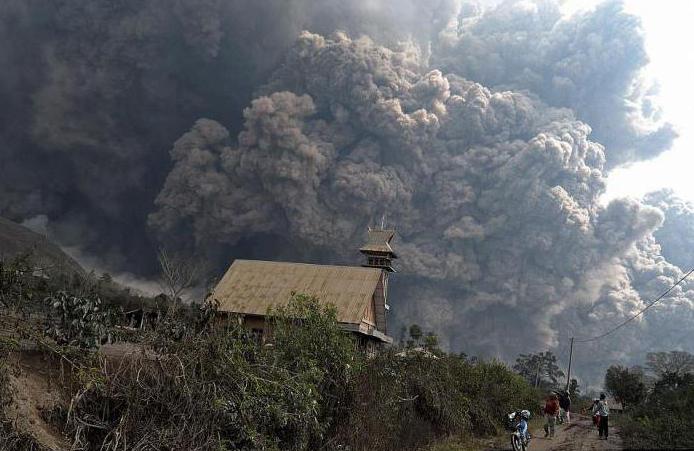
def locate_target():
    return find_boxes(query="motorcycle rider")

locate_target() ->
[518,409,531,442]
[508,409,531,443]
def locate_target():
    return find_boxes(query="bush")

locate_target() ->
[334,353,539,450]
[8,290,539,450]
[65,294,361,450]
[44,291,120,348]
[618,375,694,449]
[268,294,361,438]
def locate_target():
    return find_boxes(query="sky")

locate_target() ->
[587,0,694,203]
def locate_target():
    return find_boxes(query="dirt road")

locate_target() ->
[527,414,622,451]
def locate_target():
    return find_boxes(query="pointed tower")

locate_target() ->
[360,226,397,272]
[360,226,397,337]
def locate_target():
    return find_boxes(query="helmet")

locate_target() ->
[520,410,531,420]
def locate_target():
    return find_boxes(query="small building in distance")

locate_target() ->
[209,227,398,346]
[605,397,624,414]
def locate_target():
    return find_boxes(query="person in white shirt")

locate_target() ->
[592,393,610,440]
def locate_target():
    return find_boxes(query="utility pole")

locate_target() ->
[565,337,574,392]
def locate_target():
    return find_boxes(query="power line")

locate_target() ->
[574,268,694,343]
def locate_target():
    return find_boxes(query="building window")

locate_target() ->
[251,328,264,344]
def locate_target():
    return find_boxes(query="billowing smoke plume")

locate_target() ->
[0,0,456,270]
[433,0,677,166]
[149,21,692,385]
[643,190,694,271]
[2,0,692,385]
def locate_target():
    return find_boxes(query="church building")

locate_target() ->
[208,227,398,346]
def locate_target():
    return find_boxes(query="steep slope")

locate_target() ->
[0,217,83,274]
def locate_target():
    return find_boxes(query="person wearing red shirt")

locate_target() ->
[543,392,560,438]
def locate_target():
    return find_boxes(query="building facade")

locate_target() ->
[209,227,397,346]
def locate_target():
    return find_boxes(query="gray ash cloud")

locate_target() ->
[643,190,694,271]
[0,0,454,269]
[150,26,691,380]
[1,0,691,384]
[434,0,677,166]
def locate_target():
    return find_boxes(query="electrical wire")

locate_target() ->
[574,268,694,343]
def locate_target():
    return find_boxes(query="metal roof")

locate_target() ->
[210,260,383,325]
[359,228,397,255]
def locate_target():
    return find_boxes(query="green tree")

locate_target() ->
[604,365,646,409]
[646,351,694,379]
[409,324,423,341]
[0,255,37,311]
[513,351,565,389]
[423,332,439,352]
[68,292,358,450]
[269,293,361,439]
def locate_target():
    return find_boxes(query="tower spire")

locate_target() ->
[359,225,397,272]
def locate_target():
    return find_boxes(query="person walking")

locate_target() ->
[543,392,560,439]
[592,393,610,440]
[559,390,571,423]
[590,399,600,429]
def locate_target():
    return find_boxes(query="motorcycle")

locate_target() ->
[507,410,531,451]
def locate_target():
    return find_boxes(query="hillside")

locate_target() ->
[0,217,83,275]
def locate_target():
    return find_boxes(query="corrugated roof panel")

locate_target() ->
[211,260,383,325]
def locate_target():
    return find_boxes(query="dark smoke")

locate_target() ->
[1,0,691,386]
[150,26,692,386]
[0,0,455,271]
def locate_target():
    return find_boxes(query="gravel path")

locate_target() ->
[527,414,622,451]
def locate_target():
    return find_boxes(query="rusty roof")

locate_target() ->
[359,228,397,255]
[210,260,383,325]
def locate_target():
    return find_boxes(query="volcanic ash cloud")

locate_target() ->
[150,31,680,366]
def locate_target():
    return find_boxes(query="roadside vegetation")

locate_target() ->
[0,254,544,450]
[605,351,694,449]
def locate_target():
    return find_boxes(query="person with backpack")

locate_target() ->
[558,390,571,423]
[592,393,610,440]
[543,392,560,438]
[590,399,600,428]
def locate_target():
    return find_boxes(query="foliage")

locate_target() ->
[0,340,14,414]
[513,351,565,389]
[645,350,694,379]
[0,255,42,311]
[405,324,440,352]
[268,294,360,438]
[409,324,423,342]
[423,333,440,352]
[49,293,541,450]
[66,295,361,450]
[608,352,694,448]
[335,353,540,450]
[568,378,580,398]
[604,365,646,409]
[1,260,543,451]
[44,291,120,348]
[618,374,694,449]
[653,371,694,395]
[0,253,156,316]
